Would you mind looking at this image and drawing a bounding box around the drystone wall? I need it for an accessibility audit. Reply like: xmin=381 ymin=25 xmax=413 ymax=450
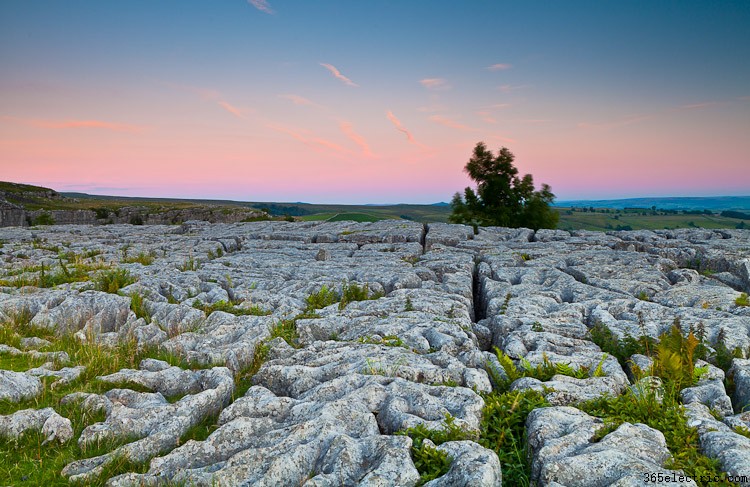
xmin=0 ymin=221 xmax=749 ymax=486
xmin=0 ymin=201 xmax=266 ymax=227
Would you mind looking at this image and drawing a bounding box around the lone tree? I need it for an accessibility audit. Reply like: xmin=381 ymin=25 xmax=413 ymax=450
xmin=449 ymin=142 xmax=559 ymax=230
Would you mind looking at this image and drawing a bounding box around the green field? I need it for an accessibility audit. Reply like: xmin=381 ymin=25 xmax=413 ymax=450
xmin=3 ymin=181 xmax=748 ymax=231
xmin=555 ymin=208 xmax=746 ymax=231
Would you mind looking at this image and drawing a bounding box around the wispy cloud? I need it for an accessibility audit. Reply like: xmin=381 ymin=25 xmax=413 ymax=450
xmin=476 ymin=104 xmax=510 ymax=124
xmin=487 ymin=63 xmax=512 ymax=71
xmin=247 ymin=0 xmax=274 ymax=14
xmin=386 ymin=111 xmax=417 ymax=145
xmin=278 ymin=94 xmax=321 ymax=107
xmin=419 ymin=78 xmax=450 ymax=90
xmin=497 ymin=84 xmax=527 ymax=92
xmin=679 ymin=102 xmax=718 ymax=110
xmin=167 ymin=82 xmax=251 ymax=119
xmin=320 ymin=63 xmax=358 ymax=87
xmin=429 ymin=115 xmax=477 ymax=132
xmin=416 ymin=104 xmax=447 ymax=113
xmin=476 ymin=111 xmax=497 ymax=124
xmin=4 ymin=116 xmax=144 ymax=133
xmin=217 ymin=101 xmax=247 ymax=119
xmin=267 ymin=123 xmax=346 ymax=154
xmin=339 ymin=121 xmax=374 ymax=158
xmin=577 ymin=115 xmax=652 ymax=130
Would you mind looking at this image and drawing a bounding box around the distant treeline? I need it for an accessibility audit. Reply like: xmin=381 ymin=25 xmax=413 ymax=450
xmin=252 ymin=204 xmax=312 ymax=217
xmin=721 ymin=210 xmax=750 ymax=220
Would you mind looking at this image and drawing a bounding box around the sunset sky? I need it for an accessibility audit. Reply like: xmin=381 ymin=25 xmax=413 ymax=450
xmin=1 ymin=1 xmax=749 ymax=204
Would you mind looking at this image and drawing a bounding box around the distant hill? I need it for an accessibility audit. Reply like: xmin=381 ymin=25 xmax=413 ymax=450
xmin=556 ymin=196 xmax=750 ymax=211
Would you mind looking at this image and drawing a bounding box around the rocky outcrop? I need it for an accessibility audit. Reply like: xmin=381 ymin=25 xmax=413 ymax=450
xmin=0 ymin=222 xmax=749 ymax=485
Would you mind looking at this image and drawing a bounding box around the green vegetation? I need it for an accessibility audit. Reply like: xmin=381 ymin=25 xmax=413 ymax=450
xmin=129 ymin=292 xmax=151 ymax=322
xmin=94 ymin=268 xmax=135 ymax=293
xmin=304 ymin=283 xmax=383 ymax=312
xmin=4 ymin=180 xmax=748 ymax=230
xmin=326 ymin=213 xmax=381 ymax=223
xmin=736 ymin=292 xmax=749 ymax=307
xmin=121 ymin=250 xmax=155 ymax=265
xmin=0 ymin=258 xmax=111 ymax=289
xmin=192 ymin=299 xmax=270 ymax=317
xmin=177 ymin=256 xmax=200 ymax=271
xmin=397 ymin=415 xmax=474 ymax=485
xmin=33 ymin=212 xmax=56 ymax=226
xmin=0 ymin=301 xmax=235 ymax=484
xmin=556 ymin=206 xmax=748 ymax=232
xmin=305 ymin=285 xmax=339 ymax=311
xmin=449 ymin=143 xmax=558 ymax=230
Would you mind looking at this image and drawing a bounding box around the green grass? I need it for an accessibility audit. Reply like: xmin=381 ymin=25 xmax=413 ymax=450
xmin=0 ymin=310 xmax=225 ymax=485
xmin=556 ymin=208 xmax=747 ymax=231
xmin=736 ymin=292 xmax=749 ymax=307
xmin=0 ymin=259 xmax=110 ymax=289
xmin=94 ymin=268 xmax=135 ymax=293
xmin=579 ymin=393 xmax=734 ymax=486
xmin=327 ymin=212 xmax=381 ymax=223
xmin=192 ymin=299 xmax=270 ymax=317
xmin=121 ymin=251 xmax=155 ymax=266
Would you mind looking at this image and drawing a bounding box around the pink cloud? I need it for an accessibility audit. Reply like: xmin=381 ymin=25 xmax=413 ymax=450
xmin=168 ymin=83 xmax=249 ymax=119
xmin=279 ymin=94 xmax=320 ymax=106
xmin=386 ymin=111 xmax=418 ymax=146
xmin=217 ymin=101 xmax=248 ymax=119
xmin=419 ymin=78 xmax=450 ymax=90
xmin=429 ymin=115 xmax=477 ymax=132
xmin=320 ymin=63 xmax=358 ymax=87
xmin=497 ymin=84 xmax=527 ymax=92
xmin=339 ymin=121 xmax=374 ymax=158
xmin=487 ymin=63 xmax=512 ymax=71
xmin=248 ymin=0 xmax=274 ymax=14
xmin=267 ymin=123 xmax=346 ymax=154
xmin=476 ymin=111 xmax=497 ymax=124
xmin=679 ymin=102 xmax=717 ymax=110
xmin=7 ymin=117 xmax=144 ymax=133
xmin=577 ymin=115 xmax=652 ymax=130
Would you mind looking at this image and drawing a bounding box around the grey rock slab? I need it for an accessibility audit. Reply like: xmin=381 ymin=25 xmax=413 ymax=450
xmin=114 ymin=375 xmax=485 ymax=487
xmin=26 ymin=363 xmax=85 ymax=389
xmin=681 ymin=379 xmax=734 ymax=418
xmin=253 ymin=340 xmax=492 ymax=397
xmin=61 ymin=367 xmax=234 ymax=484
xmin=683 ymin=403 xmax=750 ymax=486
xmin=423 ymin=440 xmax=502 ymax=487
xmin=0 ymin=369 xmax=43 ymax=402
xmin=97 ymin=359 xmax=202 ymax=397
xmin=729 ymin=358 xmax=750 ymax=412
xmin=527 ymin=406 xmax=697 ymax=486
xmin=29 ymin=290 xmax=135 ymax=336
xmin=511 ymin=374 xmax=627 ymax=406
xmin=0 ymin=407 xmax=73 ymax=444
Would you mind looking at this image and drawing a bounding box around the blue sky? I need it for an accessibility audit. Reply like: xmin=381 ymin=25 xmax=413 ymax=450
xmin=1 ymin=1 xmax=749 ymax=203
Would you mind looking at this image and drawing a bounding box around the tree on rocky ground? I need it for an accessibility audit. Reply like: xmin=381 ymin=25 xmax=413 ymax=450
xmin=449 ymin=142 xmax=559 ymax=230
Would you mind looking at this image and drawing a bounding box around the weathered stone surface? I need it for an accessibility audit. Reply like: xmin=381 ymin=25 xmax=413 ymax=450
xmin=423 ymin=440 xmax=502 ymax=487
xmin=684 ymin=403 xmax=750 ymax=486
xmin=113 ymin=376 xmax=477 ymax=486
xmin=0 ymin=407 xmax=73 ymax=444
xmin=729 ymin=358 xmax=750 ymax=412
xmin=526 ymin=406 xmax=697 ymax=486
xmin=0 ymin=370 xmax=43 ymax=402
xmin=1 ymin=222 xmax=749 ymax=485
xmin=681 ymin=378 xmax=734 ymax=418
xmin=61 ymin=367 xmax=234 ymax=484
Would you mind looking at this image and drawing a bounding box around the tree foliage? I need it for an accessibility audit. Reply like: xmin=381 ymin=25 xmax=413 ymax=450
xmin=449 ymin=143 xmax=559 ymax=230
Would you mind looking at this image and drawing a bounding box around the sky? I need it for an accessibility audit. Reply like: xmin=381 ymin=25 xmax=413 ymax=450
xmin=1 ymin=1 xmax=749 ymax=204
